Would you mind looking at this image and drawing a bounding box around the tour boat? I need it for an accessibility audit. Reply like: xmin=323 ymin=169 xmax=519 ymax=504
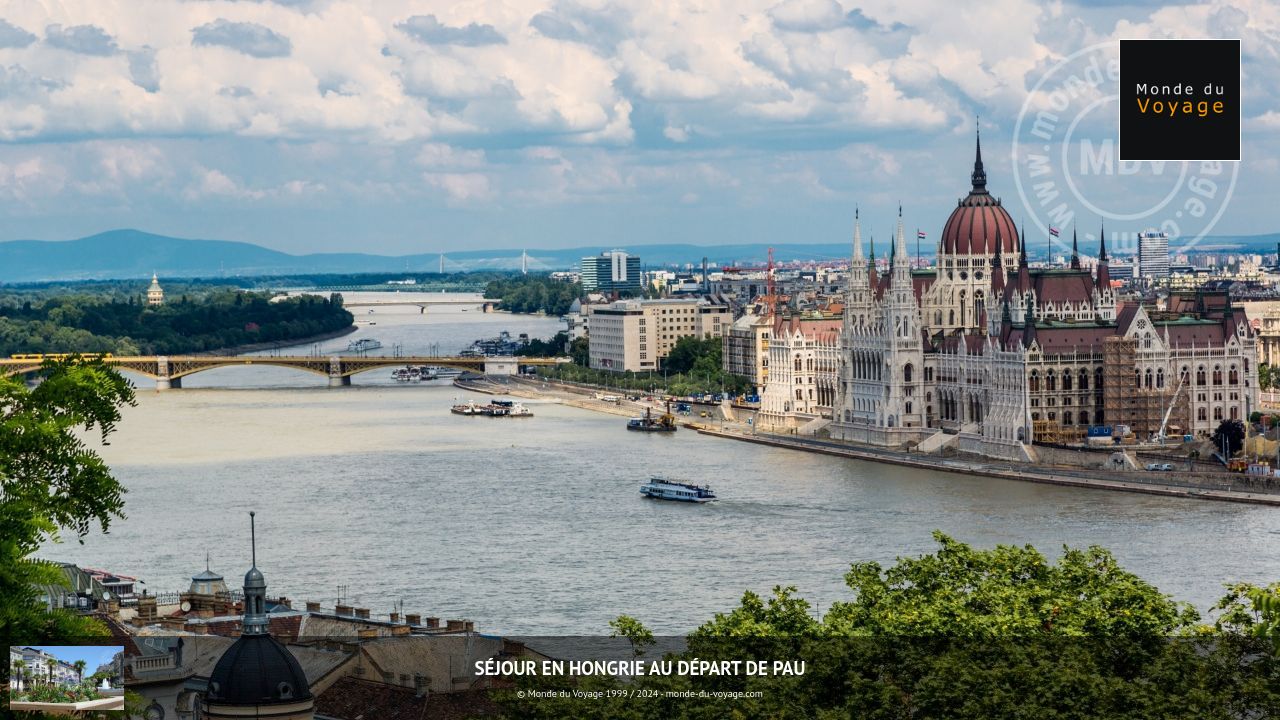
xmin=640 ymin=477 xmax=716 ymax=503
xmin=486 ymin=399 xmax=533 ymax=417
xmin=347 ymin=338 xmax=383 ymax=352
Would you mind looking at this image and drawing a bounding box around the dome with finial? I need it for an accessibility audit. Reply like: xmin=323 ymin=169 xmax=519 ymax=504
xmin=940 ymin=121 xmax=1019 ymax=257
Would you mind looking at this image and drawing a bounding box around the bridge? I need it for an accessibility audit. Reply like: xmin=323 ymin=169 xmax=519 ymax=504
xmin=340 ymin=297 xmax=499 ymax=313
xmin=0 ymin=355 xmax=563 ymax=389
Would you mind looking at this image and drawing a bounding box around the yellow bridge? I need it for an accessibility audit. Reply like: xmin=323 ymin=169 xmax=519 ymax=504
xmin=0 ymin=355 xmax=564 ymax=389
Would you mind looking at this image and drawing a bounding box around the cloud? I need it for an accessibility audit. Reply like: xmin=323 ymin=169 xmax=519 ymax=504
xmin=192 ymin=19 xmax=292 ymax=58
xmin=422 ymin=171 xmax=493 ymax=204
xmin=129 ymin=48 xmax=160 ymax=92
xmin=0 ymin=19 xmax=36 ymax=48
xmin=45 ymin=24 xmax=117 ymax=56
xmin=395 ymin=15 xmax=505 ymax=46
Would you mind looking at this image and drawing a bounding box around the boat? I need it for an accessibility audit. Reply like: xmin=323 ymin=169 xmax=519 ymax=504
xmin=627 ymin=403 xmax=677 ymax=432
xmin=488 ymin=399 xmax=533 ymax=417
xmin=451 ymin=401 xmax=483 ymax=415
xmin=640 ymin=477 xmax=716 ymax=503
xmin=347 ymin=338 xmax=383 ymax=352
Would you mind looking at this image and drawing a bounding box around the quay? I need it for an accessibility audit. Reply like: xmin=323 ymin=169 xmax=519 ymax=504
xmin=694 ymin=425 xmax=1280 ymax=507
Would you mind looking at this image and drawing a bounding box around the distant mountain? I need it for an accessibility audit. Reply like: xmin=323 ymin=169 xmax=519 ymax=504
xmin=2 ymin=228 xmax=1278 ymax=283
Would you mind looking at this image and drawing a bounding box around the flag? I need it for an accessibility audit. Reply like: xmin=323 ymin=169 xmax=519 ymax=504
xmin=917 ymin=230 xmax=927 ymax=239
xmin=1049 ymin=227 xmax=1060 ymax=237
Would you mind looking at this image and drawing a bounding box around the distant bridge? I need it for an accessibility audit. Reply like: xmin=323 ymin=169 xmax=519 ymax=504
xmin=0 ymin=355 xmax=562 ymax=389
xmin=340 ymin=297 xmax=499 ymax=313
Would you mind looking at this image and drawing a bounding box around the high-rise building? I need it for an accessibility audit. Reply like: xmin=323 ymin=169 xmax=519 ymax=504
xmin=588 ymin=298 xmax=730 ymax=372
xmin=1138 ymin=231 xmax=1170 ymax=278
xmin=581 ymin=250 xmax=642 ymax=296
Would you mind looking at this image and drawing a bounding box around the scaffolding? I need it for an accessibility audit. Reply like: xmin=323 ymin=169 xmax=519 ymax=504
xmin=1102 ymin=336 xmax=1189 ymax=439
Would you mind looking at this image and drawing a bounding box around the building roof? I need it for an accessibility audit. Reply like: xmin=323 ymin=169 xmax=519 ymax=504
xmin=940 ymin=129 xmax=1019 ymax=256
xmin=206 ymin=634 xmax=313 ymax=706
xmin=1031 ymin=269 xmax=1096 ymax=304
xmin=315 ymin=678 xmax=500 ymax=720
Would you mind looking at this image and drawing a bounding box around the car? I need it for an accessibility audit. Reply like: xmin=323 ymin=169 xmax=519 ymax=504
xmin=1145 ymin=463 xmax=1162 ymax=471
xmin=1159 ymin=463 xmax=1174 ymax=471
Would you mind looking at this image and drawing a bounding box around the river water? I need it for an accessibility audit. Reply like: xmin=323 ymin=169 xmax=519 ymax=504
xmin=46 ymin=293 xmax=1280 ymax=634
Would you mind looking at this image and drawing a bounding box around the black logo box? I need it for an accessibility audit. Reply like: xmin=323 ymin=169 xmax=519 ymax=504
xmin=1119 ymin=39 xmax=1240 ymax=162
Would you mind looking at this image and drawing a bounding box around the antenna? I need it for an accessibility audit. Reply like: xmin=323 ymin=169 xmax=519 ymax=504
xmin=249 ymin=511 xmax=256 ymax=568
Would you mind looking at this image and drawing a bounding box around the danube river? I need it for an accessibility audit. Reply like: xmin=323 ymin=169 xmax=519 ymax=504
xmin=50 ymin=295 xmax=1280 ymax=634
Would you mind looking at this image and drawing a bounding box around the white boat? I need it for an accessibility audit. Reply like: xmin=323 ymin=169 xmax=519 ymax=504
xmin=640 ymin=477 xmax=716 ymax=503
xmin=347 ymin=338 xmax=383 ymax=352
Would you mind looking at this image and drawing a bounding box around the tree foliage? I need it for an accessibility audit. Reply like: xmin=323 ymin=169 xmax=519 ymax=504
xmin=1212 ymin=419 xmax=1246 ymax=457
xmin=499 ymin=533 xmax=1279 ymax=719
xmin=485 ymin=276 xmax=582 ymax=316
xmin=0 ymin=289 xmax=352 ymax=355
xmin=1 ymin=358 xmax=136 ymax=642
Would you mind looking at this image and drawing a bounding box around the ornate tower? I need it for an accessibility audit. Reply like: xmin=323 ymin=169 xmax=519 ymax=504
xmin=204 ymin=512 xmax=315 ymax=720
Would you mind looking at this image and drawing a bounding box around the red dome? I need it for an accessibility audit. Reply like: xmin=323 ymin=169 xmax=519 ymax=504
xmin=941 ymin=194 xmax=1019 ymax=256
xmin=940 ymin=127 xmax=1019 ymax=257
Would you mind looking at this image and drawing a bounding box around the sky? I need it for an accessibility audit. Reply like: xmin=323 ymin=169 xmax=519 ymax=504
xmin=14 ymin=645 xmax=120 ymax=674
xmin=0 ymin=0 xmax=1277 ymax=256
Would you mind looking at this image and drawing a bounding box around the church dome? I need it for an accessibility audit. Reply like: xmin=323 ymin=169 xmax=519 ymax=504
xmin=940 ymin=130 xmax=1019 ymax=257
xmin=207 ymin=634 xmax=312 ymax=705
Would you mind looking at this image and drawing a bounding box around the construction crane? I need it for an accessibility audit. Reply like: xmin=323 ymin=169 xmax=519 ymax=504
xmin=1154 ymin=372 xmax=1187 ymax=443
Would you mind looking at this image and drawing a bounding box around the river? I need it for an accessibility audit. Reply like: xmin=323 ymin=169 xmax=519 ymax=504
xmin=46 ymin=293 xmax=1280 ymax=634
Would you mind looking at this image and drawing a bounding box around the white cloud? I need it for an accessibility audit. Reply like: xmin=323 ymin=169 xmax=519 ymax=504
xmin=422 ymin=171 xmax=492 ymax=204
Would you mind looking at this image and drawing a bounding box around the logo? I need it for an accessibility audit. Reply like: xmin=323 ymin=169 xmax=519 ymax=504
xmin=1012 ymin=41 xmax=1238 ymax=258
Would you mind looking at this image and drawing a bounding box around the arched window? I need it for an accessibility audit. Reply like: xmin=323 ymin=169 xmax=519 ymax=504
xmin=935 ymin=311 xmax=942 ymax=325
xmin=1214 ymin=406 xmax=1223 ymax=420
xmin=949 ymin=310 xmax=955 ymax=325
xmin=1063 ymin=373 xmax=1073 ymax=391
xmin=1046 ymin=371 xmax=1056 ymax=392
xmin=1079 ymin=370 xmax=1089 ymax=390
xmin=1064 ymin=411 xmax=1073 ymax=426
xmin=1213 ymin=366 xmax=1223 ymax=385
xmin=1145 ymin=368 xmax=1153 ymax=388
xmin=1198 ymin=407 xmax=1207 ymax=421
xmin=904 ymin=364 xmax=914 ymax=383
xmin=1157 ymin=368 xmax=1165 ymax=389
xmin=1197 ymin=366 xmax=1206 ymax=385
xmin=1229 ymin=366 xmax=1238 ymax=384
xmin=1030 ymin=372 xmax=1040 ymax=392
xmin=794 ymin=357 xmax=802 ymax=371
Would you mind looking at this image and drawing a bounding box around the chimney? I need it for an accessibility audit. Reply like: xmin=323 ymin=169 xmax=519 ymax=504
xmin=463 ymin=621 xmax=475 ymax=632
xmin=335 ymin=604 xmax=353 ymax=617
xmin=305 ymin=601 xmax=321 ymax=613
xmin=446 ymin=619 xmax=465 ymax=632
xmin=425 ymin=617 xmax=440 ymax=629
xmin=389 ymin=612 xmax=400 ymax=623
xmin=355 ymin=608 xmax=371 ymax=619
xmin=405 ymin=613 xmax=421 ymax=626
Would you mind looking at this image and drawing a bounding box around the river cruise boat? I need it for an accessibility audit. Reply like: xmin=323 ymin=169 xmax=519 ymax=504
xmin=627 ymin=404 xmax=677 ymax=432
xmin=347 ymin=338 xmax=382 ymax=352
xmin=640 ymin=477 xmax=716 ymax=503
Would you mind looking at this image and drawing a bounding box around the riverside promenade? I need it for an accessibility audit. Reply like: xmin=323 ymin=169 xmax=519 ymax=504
xmin=694 ymin=425 xmax=1280 ymax=507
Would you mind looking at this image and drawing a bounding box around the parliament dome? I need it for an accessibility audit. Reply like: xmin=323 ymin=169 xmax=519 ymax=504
xmin=940 ymin=129 xmax=1019 ymax=257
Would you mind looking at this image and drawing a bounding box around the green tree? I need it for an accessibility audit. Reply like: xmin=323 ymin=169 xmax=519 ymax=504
xmin=73 ymin=659 xmax=86 ymax=684
xmin=499 ymin=534 xmax=1280 ymax=720
xmin=569 ymin=336 xmax=589 ymax=367
xmin=0 ymin=357 xmax=136 ymax=642
xmin=609 ymin=615 xmax=656 ymax=658
xmin=1212 ymin=418 xmax=1246 ymax=457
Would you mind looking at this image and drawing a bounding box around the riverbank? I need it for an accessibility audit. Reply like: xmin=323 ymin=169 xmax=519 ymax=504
xmin=491 ymin=375 xmax=1280 ymax=507
xmin=198 ymin=323 xmax=357 ymax=356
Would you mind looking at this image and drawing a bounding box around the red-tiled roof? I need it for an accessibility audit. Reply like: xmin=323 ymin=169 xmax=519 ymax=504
xmin=1031 ymin=270 xmax=1096 ymax=303
xmin=941 ymin=195 xmax=1019 ymax=256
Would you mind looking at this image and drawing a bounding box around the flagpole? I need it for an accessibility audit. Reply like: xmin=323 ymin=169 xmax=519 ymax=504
xmin=916 ymin=228 xmax=920 ymax=269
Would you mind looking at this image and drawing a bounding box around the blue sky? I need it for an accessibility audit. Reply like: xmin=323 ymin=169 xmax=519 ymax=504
xmin=15 ymin=646 xmax=119 ymax=673
xmin=0 ymin=0 xmax=1276 ymax=256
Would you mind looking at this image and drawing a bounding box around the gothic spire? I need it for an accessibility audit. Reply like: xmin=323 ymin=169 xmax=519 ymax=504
xmin=1070 ymin=225 xmax=1081 ymax=269
xmin=852 ymin=207 xmax=863 ymax=262
xmin=1098 ymin=220 xmax=1108 ymax=261
xmin=971 ymin=117 xmax=987 ymax=194
xmin=991 ymin=233 xmax=1005 ymax=292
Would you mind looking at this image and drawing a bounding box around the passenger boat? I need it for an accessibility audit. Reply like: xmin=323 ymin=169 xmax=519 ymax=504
xmin=347 ymin=338 xmax=383 ymax=352
xmin=627 ymin=403 xmax=677 ymax=432
xmin=640 ymin=477 xmax=716 ymax=503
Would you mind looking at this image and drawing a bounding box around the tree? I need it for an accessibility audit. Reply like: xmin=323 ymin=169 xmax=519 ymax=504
xmin=1 ymin=357 xmax=136 ymax=643
xmin=569 ymin=336 xmax=590 ymax=367
xmin=1212 ymin=418 xmax=1246 ymax=457
xmin=73 ymin=659 xmax=86 ymax=685
xmin=498 ymin=534 xmax=1280 ymax=720
xmin=609 ymin=615 xmax=655 ymax=658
